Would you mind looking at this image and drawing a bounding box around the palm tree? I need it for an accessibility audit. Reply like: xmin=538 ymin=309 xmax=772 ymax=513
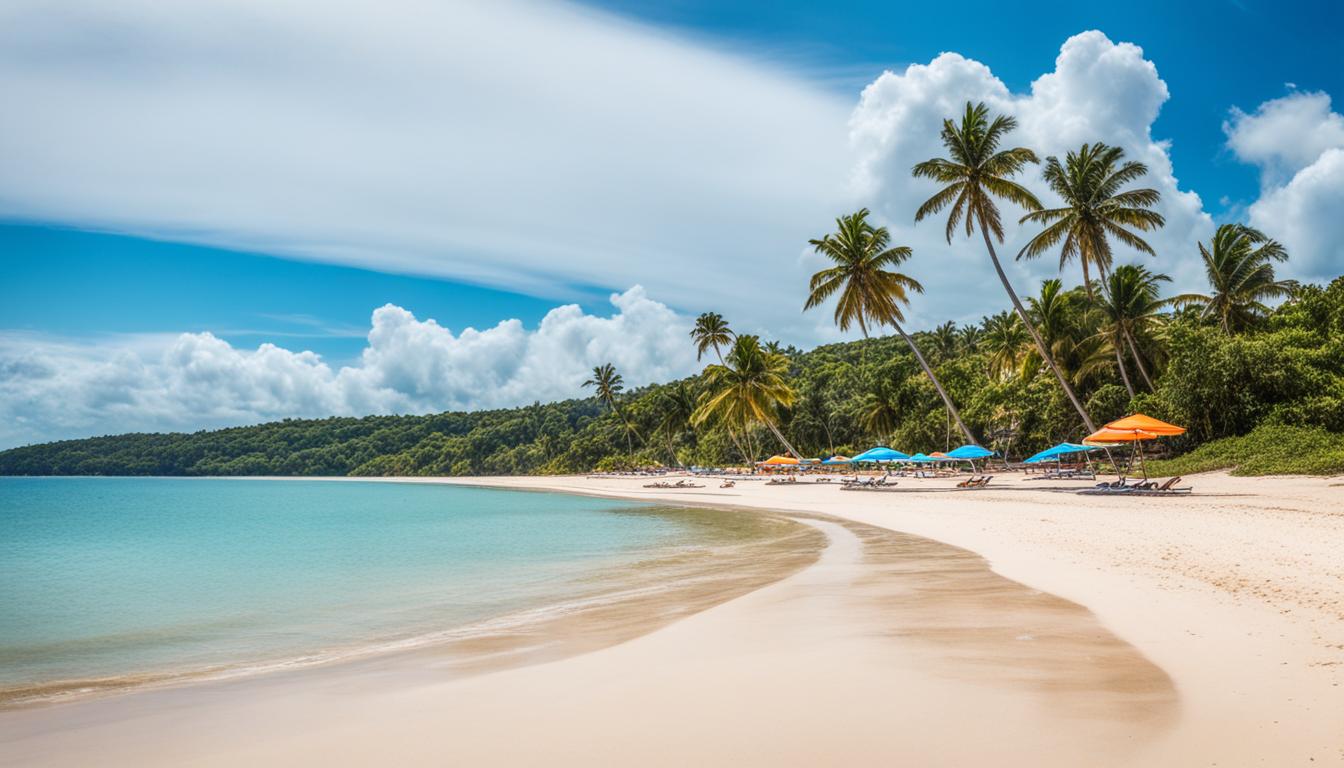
xmin=688 ymin=312 xmax=750 ymax=460
xmin=982 ymin=311 xmax=1029 ymax=381
xmin=958 ymin=325 xmax=982 ymax=353
xmin=1017 ymin=142 xmax=1166 ymax=389
xmin=693 ymin=335 xmax=800 ymax=458
xmin=913 ymin=101 xmax=1097 ymax=432
xmin=1174 ymin=224 xmax=1296 ymax=333
xmin=1094 ymin=265 xmax=1172 ymax=398
xmin=583 ymin=363 xmax=639 ymax=455
xmin=690 ymin=312 xmax=735 ymax=363
xmin=930 ymin=321 xmax=959 ymax=361
xmin=858 ymin=384 xmax=901 ymax=441
xmin=655 ymin=381 xmax=697 ymax=467
xmin=804 ymin=208 xmax=977 ymax=445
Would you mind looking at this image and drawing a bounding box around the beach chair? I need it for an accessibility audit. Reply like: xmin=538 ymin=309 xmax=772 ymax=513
xmin=956 ymin=475 xmax=983 ymax=488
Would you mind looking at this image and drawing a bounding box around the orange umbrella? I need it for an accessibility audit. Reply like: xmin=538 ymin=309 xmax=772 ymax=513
xmin=1083 ymin=427 xmax=1156 ymax=445
xmin=1104 ymin=413 xmax=1186 ymax=436
xmin=758 ymin=455 xmax=800 ymax=465
xmin=1083 ymin=413 xmax=1186 ymax=480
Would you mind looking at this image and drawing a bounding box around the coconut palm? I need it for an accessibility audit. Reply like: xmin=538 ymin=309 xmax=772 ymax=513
xmin=690 ymin=312 xmax=735 ymax=364
xmin=804 ymin=208 xmax=977 ymax=445
xmin=981 ymin=311 xmax=1029 ymax=381
xmin=655 ymin=381 xmax=697 ymax=467
xmin=858 ymin=384 xmax=901 ymax=441
xmin=958 ymin=325 xmax=982 ymax=353
xmin=693 ymin=335 xmax=800 ymax=458
xmin=583 ymin=363 xmax=639 ymax=454
xmin=1093 ymin=265 xmax=1172 ymax=398
xmin=1017 ymin=142 xmax=1166 ymax=389
xmin=913 ymin=101 xmax=1097 ymax=432
xmin=930 ymin=321 xmax=959 ymax=362
xmin=1174 ymin=224 xmax=1297 ymax=333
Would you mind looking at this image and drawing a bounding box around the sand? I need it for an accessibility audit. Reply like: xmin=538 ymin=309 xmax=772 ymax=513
xmin=1 ymin=470 xmax=1341 ymax=766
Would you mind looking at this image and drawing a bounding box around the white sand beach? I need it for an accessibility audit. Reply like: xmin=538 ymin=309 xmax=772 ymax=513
xmin=1 ymin=471 xmax=1341 ymax=766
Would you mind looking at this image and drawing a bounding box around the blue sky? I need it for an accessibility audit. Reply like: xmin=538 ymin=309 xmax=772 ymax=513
xmin=1 ymin=0 xmax=1341 ymax=446
xmin=588 ymin=0 xmax=1342 ymax=213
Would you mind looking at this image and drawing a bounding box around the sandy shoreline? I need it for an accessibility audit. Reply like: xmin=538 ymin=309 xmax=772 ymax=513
xmin=2 ymin=470 xmax=1342 ymax=765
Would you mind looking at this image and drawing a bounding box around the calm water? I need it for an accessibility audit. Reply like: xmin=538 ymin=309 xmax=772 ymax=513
xmin=0 ymin=478 xmax=698 ymax=698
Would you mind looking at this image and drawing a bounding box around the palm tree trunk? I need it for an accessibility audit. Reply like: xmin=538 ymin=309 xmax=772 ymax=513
xmin=891 ymin=321 xmax=978 ymax=445
xmin=979 ymin=226 xmax=1096 ymax=433
xmin=1097 ymin=263 xmax=1156 ymax=392
xmin=1123 ymin=331 xmax=1156 ymax=391
xmin=1113 ymin=341 xmax=1136 ymax=399
xmin=763 ymin=419 xmax=801 ymax=459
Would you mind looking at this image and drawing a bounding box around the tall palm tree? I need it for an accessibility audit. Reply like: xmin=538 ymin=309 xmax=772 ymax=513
xmin=688 ymin=312 xmax=749 ymax=460
xmin=693 ymin=335 xmax=800 ymax=458
xmin=690 ymin=312 xmax=735 ymax=363
xmin=1174 ymin=224 xmax=1296 ymax=333
xmin=655 ymin=381 xmax=697 ymax=467
xmin=913 ymin=101 xmax=1097 ymax=432
xmin=583 ymin=363 xmax=639 ymax=455
xmin=804 ymin=208 xmax=977 ymax=445
xmin=1094 ymin=265 xmax=1172 ymax=398
xmin=1017 ymin=142 xmax=1166 ymax=389
xmin=982 ymin=311 xmax=1029 ymax=381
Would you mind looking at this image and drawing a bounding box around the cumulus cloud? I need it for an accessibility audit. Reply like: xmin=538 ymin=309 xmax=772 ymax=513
xmin=847 ymin=31 xmax=1214 ymax=326
xmin=1225 ymin=92 xmax=1344 ymax=185
xmin=0 ymin=0 xmax=851 ymax=338
xmin=1226 ymin=92 xmax=1344 ymax=281
xmin=0 ymin=288 xmax=698 ymax=448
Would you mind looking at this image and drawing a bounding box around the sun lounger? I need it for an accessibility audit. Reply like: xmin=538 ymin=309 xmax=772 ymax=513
xmin=1077 ymin=476 xmax=1191 ymax=496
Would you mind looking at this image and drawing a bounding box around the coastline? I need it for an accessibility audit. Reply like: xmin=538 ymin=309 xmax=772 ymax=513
xmin=1 ymin=471 xmax=1341 ymax=765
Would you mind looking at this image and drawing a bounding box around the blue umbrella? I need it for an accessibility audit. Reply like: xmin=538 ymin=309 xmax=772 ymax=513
xmin=1024 ymin=442 xmax=1099 ymax=463
xmin=906 ymin=453 xmax=936 ymax=463
xmin=851 ymin=447 xmax=910 ymax=463
xmin=944 ymin=444 xmax=994 ymax=460
xmin=821 ymin=456 xmax=852 ymax=465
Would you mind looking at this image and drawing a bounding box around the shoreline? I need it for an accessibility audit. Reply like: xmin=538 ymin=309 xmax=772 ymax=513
xmin=0 ymin=489 xmax=823 ymax=711
xmin=1 ymin=471 xmax=1341 ymax=765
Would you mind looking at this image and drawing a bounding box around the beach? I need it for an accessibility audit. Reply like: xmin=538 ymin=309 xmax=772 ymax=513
xmin=1 ymin=471 xmax=1342 ymax=766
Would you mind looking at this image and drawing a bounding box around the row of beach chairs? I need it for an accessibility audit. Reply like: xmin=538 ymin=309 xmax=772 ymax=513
xmin=1077 ymin=476 xmax=1191 ymax=496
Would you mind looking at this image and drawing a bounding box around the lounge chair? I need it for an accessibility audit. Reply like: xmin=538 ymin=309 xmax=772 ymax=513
xmin=956 ymin=475 xmax=984 ymax=488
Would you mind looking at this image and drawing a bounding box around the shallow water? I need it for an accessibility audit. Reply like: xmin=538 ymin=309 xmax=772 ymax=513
xmin=0 ymin=477 xmax=792 ymax=704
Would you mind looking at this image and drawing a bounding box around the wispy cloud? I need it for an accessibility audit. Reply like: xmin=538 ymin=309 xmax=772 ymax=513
xmin=0 ymin=0 xmax=853 ymax=341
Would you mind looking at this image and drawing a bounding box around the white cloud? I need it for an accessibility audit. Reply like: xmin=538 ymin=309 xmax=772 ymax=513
xmin=0 ymin=287 xmax=698 ymax=448
xmin=847 ymin=31 xmax=1215 ymax=328
xmin=1226 ymin=92 xmax=1344 ymax=282
xmin=0 ymin=0 xmax=852 ymax=339
xmin=1225 ymin=92 xmax=1344 ymax=185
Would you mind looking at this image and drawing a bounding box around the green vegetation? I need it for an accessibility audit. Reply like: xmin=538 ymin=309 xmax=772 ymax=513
xmin=1145 ymin=425 xmax=1344 ymax=477
xmin=1 ymin=101 xmax=1340 ymax=478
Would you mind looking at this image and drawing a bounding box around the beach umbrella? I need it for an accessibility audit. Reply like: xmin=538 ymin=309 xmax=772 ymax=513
xmin=944 ymin=444 xmax=994 ymax=460
xmin=1024 ymin=442 xmax=1100 ymax=463
xmin=1104 ymin=413 xmax=1186 ymax=436
xmin=1083 ymin=414 xmax=1185 ymax=480
xmin=907 ymin=453 xmax=936 ymax=463
xmin=758 ymin=455 xmax=800 ymax=467
xmin=850 ymin=447 xmax=910 ymax=463
xmin=821 ymin=456 xmax=851 ymax=465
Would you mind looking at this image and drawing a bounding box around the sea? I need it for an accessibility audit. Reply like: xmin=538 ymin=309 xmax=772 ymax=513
xmin=0 ymin=477 xmax=802 ymax=705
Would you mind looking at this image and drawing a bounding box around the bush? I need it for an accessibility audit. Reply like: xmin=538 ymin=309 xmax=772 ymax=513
xmin=1146 ymin=424 xmax=1344 ymax=476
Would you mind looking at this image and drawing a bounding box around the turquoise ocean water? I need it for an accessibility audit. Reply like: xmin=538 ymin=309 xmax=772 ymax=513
xmin=0 ymin=478 xmax=697 ymax=700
